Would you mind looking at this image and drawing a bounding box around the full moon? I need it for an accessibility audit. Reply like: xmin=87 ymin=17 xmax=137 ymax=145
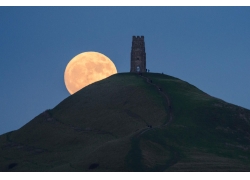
xmin=64 ymin=52 xmax=117 ymax=94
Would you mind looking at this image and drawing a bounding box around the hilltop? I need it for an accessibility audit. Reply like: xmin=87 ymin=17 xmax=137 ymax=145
xmin=0 ymin=73 xmax=250 ymax=171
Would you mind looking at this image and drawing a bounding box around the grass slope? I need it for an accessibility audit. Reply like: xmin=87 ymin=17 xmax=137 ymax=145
xmin=0 ymin=72 xmax=250 ymax=171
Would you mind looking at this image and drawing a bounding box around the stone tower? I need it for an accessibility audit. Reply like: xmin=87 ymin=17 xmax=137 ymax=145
xmin=130 ymin=36 xmax=146 ymax=73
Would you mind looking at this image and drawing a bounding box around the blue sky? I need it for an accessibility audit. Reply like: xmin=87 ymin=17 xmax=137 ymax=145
xmin=1 ymin=6 xmax=250 ymax=135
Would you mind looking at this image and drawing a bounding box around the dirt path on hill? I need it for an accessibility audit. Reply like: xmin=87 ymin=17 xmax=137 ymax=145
xmin=136 ymin=73 xmax=174 ymax=137
xmin=130 ymin=73 xmax=180 ymax=171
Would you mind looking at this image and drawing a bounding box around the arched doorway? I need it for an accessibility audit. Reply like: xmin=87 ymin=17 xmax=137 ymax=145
xmin=136 ymin=66 xmax=140 ymax=72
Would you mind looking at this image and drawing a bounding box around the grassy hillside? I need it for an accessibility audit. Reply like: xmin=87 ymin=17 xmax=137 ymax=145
xmin=0 ymin=72 xmax=250 ymax=171
xmin=142 ymin=73 xmax=250 ymax=171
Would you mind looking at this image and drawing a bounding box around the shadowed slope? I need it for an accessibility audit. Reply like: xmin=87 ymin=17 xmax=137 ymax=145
xmin=0 ymin=73 xmax=250 ymax=171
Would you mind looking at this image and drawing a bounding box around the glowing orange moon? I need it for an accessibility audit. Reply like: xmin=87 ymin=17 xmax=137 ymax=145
xmin=64 ymin=51 xmax=117 ymax=94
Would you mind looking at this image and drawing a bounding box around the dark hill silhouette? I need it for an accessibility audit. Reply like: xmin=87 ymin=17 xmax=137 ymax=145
xmin=0 ymin=73 xmax=250 ymax=171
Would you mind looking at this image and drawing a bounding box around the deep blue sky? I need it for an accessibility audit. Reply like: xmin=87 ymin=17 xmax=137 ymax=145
xmin=1 ymin=6 xmax=250 ymax=135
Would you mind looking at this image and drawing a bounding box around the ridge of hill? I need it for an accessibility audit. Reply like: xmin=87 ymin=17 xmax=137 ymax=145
xmin=0 ymin=73 xmax=250 ymax=171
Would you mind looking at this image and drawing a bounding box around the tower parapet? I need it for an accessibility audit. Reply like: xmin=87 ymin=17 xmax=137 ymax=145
xmin=132 ymin=36 xmax=144 ymax=40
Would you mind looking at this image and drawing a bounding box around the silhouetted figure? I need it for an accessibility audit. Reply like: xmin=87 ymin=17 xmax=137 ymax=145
xmin=150 ymin=80 xmax=152 ymax=83
xmin=149 ymin=125 xmax=152 ymax=128
xmin=146 ymin=68 xmax=147 ymax=72
xmin=148 ymin=69 xmax=150 ymax=73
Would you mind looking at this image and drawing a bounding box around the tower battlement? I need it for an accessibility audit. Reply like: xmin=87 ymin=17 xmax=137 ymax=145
xmin=132 ymin=36 xmax=144 ymax=40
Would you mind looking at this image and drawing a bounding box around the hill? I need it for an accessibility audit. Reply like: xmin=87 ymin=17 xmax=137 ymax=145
xmin=0 ymin=72 xmax=250 ymax=171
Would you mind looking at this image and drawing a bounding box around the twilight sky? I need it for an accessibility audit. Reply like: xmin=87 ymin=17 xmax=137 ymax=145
xmin=1 ymin=6 xmax=250 ymax=135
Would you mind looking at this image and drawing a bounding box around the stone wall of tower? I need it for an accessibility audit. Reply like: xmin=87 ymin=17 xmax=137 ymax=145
xmin=130 ymin=36 xmax=146 ymax=73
